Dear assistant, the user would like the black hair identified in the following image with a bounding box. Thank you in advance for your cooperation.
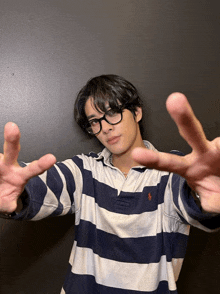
[74,74,144,136]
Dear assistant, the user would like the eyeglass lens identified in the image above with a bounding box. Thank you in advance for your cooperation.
[87,111,122,135]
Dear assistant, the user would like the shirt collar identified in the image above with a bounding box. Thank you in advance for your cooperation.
[95,140,157,167]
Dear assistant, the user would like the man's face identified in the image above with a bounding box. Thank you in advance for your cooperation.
[84,97,143,156]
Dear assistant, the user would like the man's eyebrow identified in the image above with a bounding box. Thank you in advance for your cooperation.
[87,114,97,120]
[86,107,110,121]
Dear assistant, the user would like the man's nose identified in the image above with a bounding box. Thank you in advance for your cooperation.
[101,119,113,133]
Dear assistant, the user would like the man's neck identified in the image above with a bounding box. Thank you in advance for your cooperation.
[112,140,146,175]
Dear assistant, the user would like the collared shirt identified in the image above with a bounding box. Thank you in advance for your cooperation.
[14,141,220,294]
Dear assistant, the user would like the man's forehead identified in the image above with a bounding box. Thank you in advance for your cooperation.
[85,96,109,117]
[86,96,109,110]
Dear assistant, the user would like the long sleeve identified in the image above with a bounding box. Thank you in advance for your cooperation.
[13,158,83,221]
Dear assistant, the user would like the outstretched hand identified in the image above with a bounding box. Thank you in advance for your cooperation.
[132,93,220,213]
[0,122,56,214]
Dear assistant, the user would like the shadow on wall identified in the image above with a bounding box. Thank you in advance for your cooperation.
[0,214,75,293]
[177,226,220,294]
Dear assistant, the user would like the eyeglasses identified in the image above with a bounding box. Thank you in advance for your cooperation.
[85,109,123,135]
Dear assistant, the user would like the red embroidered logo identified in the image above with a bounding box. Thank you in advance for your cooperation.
[148,193,152,201]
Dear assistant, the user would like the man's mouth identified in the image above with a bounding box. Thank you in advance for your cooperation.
[107,136,121,145]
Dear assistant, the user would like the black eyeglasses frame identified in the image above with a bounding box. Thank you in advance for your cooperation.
[85,108,123,135]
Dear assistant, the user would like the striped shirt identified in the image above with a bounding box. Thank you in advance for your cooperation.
[14,141,220,293]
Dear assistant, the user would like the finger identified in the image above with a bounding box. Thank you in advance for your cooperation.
[132,147,187,175]
[3,122,21,165]
[166,93,209,153]
[22,154,57,180]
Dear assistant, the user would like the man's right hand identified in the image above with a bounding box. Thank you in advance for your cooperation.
[0,122,56,214]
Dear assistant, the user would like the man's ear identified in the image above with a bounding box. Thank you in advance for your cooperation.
[135,107,143,123]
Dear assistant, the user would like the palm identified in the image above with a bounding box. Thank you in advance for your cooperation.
[132,93,220,213]
[0,122,56,214]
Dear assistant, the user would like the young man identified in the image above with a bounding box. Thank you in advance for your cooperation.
[1,74,220,293]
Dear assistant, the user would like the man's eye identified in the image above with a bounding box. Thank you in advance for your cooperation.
[90,119,99,126]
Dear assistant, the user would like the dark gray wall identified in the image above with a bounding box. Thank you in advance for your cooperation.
[0,1,220,293]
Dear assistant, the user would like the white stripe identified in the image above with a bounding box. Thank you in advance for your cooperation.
[53,164,72,215]
[80,154,168,193]
[80,194,189,237]
[71,245,178,292]
[172,258,184,281]
[31,192,58,221]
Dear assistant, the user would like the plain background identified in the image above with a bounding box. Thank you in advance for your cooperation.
[0,1,220,293]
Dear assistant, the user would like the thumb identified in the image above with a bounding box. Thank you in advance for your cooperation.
[22,154,57,180]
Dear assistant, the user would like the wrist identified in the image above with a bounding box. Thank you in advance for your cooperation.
[0,190,27,219]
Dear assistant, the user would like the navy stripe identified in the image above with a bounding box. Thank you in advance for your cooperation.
[24,176,48,219]
[72,152,99,168]
[19,161,27,168]
[169,232,188,259]
[73,154,169,214]
[71,155,84,170]
[172,174,202,221]
[18,162,76,219]
[166,151,184,211]
[56,162,75,204]
[17,162,52,219]
[87,151,99,159]
[172,174,194,218]
[45,163,76,217]
[132,167,147,173]
[63,271,178,294]
[179,180,202,219]
[75,220,188,263]
[171,174,182,211]
[171,174,220,229]
[169,150,184,156]
[46,165,64,199]
[82,174,169,214]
